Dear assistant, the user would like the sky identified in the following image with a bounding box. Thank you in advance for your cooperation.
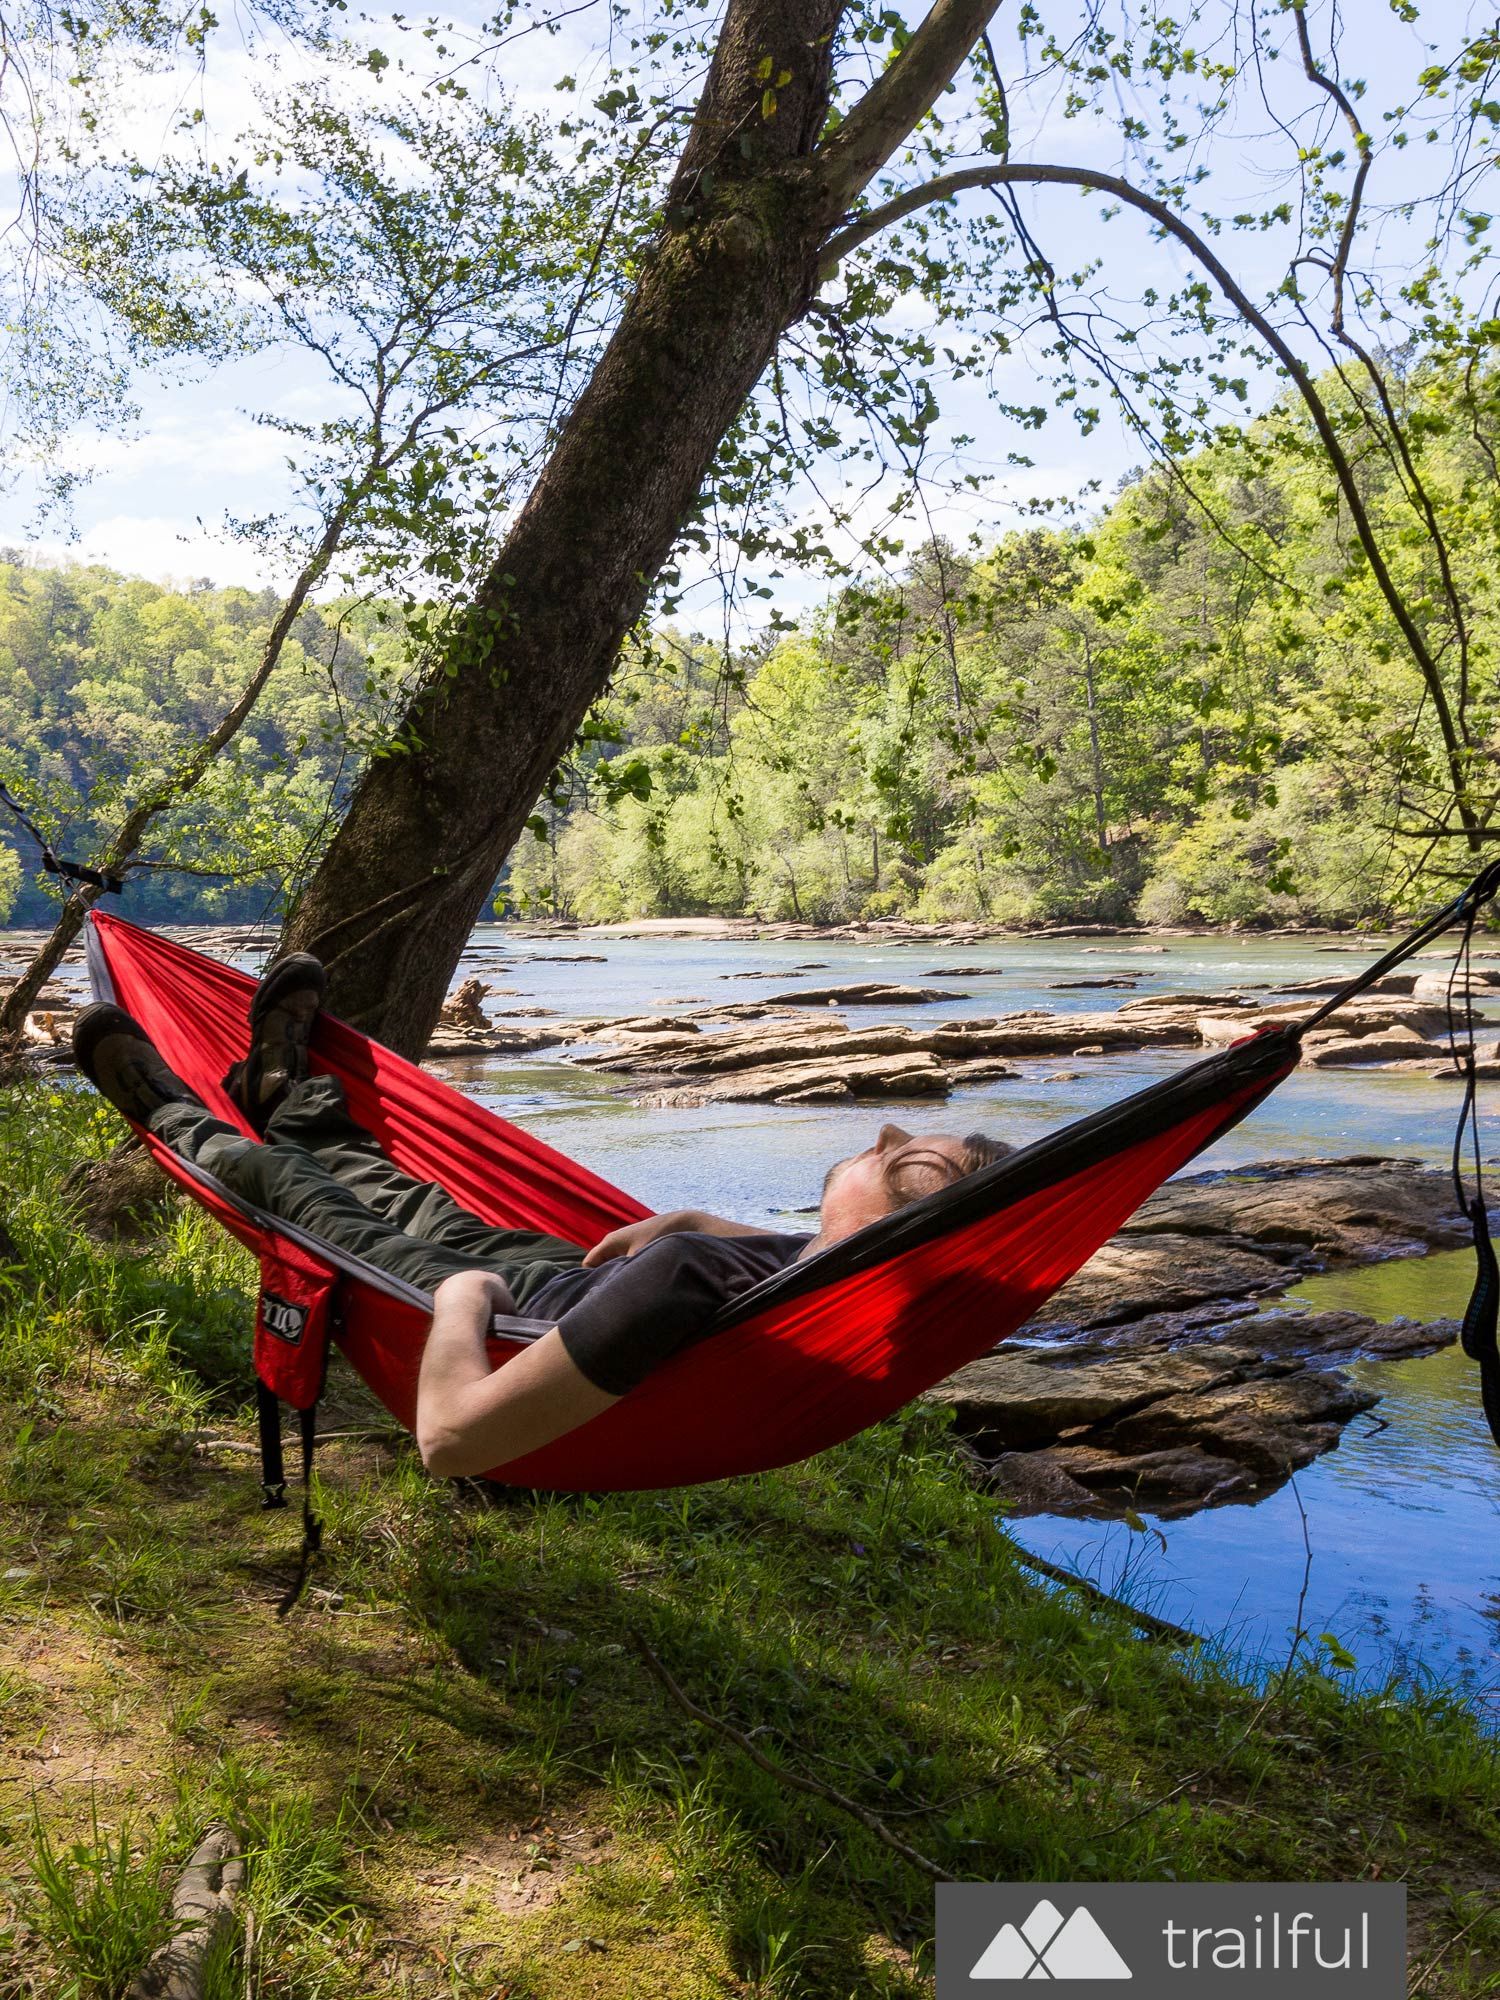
[1,0,1481,626]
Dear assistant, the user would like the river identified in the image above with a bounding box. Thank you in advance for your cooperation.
[434,925,1500,1719]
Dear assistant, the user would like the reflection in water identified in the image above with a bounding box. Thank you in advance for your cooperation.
[1005,1342,1500,1725]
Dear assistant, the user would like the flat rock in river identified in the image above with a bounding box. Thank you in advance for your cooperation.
[1113,1157,1466,1262]
[633,1048,952,1105]
[1039,1233,1299,1328]
[929,1349,1248,1449]
[765,982,961,1006]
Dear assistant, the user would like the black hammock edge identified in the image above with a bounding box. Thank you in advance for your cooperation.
[709,1024,1301,1332]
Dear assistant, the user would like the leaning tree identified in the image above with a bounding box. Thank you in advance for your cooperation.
[270,0,1499,1051]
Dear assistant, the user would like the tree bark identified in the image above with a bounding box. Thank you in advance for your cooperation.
[284,0,853,1049]
[286,0,1004,1053]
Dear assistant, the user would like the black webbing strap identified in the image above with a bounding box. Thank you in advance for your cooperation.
[276,1403,324,1618]
[0,780,124,894]
[256,1377,287,1508]
[255,1378,324,1612]
[1445,895,1500,1450]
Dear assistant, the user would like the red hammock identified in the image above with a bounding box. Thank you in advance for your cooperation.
[85,909,1303,1493]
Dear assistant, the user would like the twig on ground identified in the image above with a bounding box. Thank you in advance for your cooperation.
[628,1630,947,1882]
[1410,1908,1493,1996]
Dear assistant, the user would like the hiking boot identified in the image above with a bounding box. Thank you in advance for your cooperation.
[225,952,326,1134]
[72,1004,202,1124]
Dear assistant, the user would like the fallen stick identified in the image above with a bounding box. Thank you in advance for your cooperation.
[128,1824,243,2000]
[1002,1543,1203,1648]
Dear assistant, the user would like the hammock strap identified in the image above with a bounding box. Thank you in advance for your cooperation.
[276,1403,324,1619]
[1445,888,1500,1448]
[0,780,125,894]
[1298,856,1500,1033]
[256,1378,287,1509]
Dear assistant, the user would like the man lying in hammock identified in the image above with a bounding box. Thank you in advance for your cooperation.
[73,958,1006,1478]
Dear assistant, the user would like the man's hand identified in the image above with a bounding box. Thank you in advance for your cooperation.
[432,1269,512,1314]
[582,1207,769,1267]
[582,1209,702,1268]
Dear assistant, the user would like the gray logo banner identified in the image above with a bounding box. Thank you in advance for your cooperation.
[936,1883,1406,1998]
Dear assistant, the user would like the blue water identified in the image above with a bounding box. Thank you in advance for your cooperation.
[431,928,1500,1714]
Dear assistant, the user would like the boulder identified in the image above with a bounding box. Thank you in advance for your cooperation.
[425,1021,565,1057]
[1043,1444,1261,1511]
[678,1050,951,1104]
[1113,1158,1465,1262]
[1196,998,1448,1046]
[1303,1025,1448,1066]
[985,1451,1104,1515]
[1050,976,1139,990]
[1104,1370,1378,1476]
[931,1349,1248,1450]
[1039,1232,1297,1328]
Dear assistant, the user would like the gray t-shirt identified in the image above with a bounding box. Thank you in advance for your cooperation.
[527,1229,810,1395]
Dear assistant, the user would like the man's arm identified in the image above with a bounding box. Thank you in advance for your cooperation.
[416,1271,619,1478]
[582,1207,777,1268]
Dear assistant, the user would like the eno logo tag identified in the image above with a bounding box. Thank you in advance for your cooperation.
[259,1292,309,1345]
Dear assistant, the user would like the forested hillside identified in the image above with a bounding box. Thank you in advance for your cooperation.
[0,564,392,924]
[513,364,1496,930]
[2,361,1493,932]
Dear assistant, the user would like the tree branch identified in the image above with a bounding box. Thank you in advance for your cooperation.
[818,160,1480,840]
[815,0,1002,211]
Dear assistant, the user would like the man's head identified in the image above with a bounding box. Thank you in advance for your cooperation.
[815,1122,1011,1246]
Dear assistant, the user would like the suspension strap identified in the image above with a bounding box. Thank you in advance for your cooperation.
[1445,891,1500,1449]
[0,781,124,894]
[256,1378,287,1509]
[275,1402,324,1618]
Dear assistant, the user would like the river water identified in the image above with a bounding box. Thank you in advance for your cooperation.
[437,926,1500,1718]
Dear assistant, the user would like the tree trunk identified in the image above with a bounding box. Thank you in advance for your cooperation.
[284,0,848,1052]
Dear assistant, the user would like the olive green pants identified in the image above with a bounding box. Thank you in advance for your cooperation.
[149,1073,586,1305]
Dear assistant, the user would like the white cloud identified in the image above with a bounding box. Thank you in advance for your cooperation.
[22,514,293,590]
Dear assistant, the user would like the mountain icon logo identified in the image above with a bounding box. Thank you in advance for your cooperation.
[970,1898,1132,1980]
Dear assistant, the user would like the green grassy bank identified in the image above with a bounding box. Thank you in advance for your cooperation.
[0,1082,1494,1999]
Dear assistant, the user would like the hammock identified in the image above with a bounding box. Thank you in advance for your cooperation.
[81,879,1500,1516]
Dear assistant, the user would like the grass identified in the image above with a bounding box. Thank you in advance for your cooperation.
[0,1077,1496,1997]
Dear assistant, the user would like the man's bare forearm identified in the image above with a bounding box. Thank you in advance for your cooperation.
[416,1271,620,1478]
[416,1271,505,1469]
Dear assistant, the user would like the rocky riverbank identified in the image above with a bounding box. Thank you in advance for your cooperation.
[426,974,1500,1100]
[931,1157,1470,1519]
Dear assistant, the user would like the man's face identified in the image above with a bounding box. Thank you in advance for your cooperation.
[819,1123,970,1234]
